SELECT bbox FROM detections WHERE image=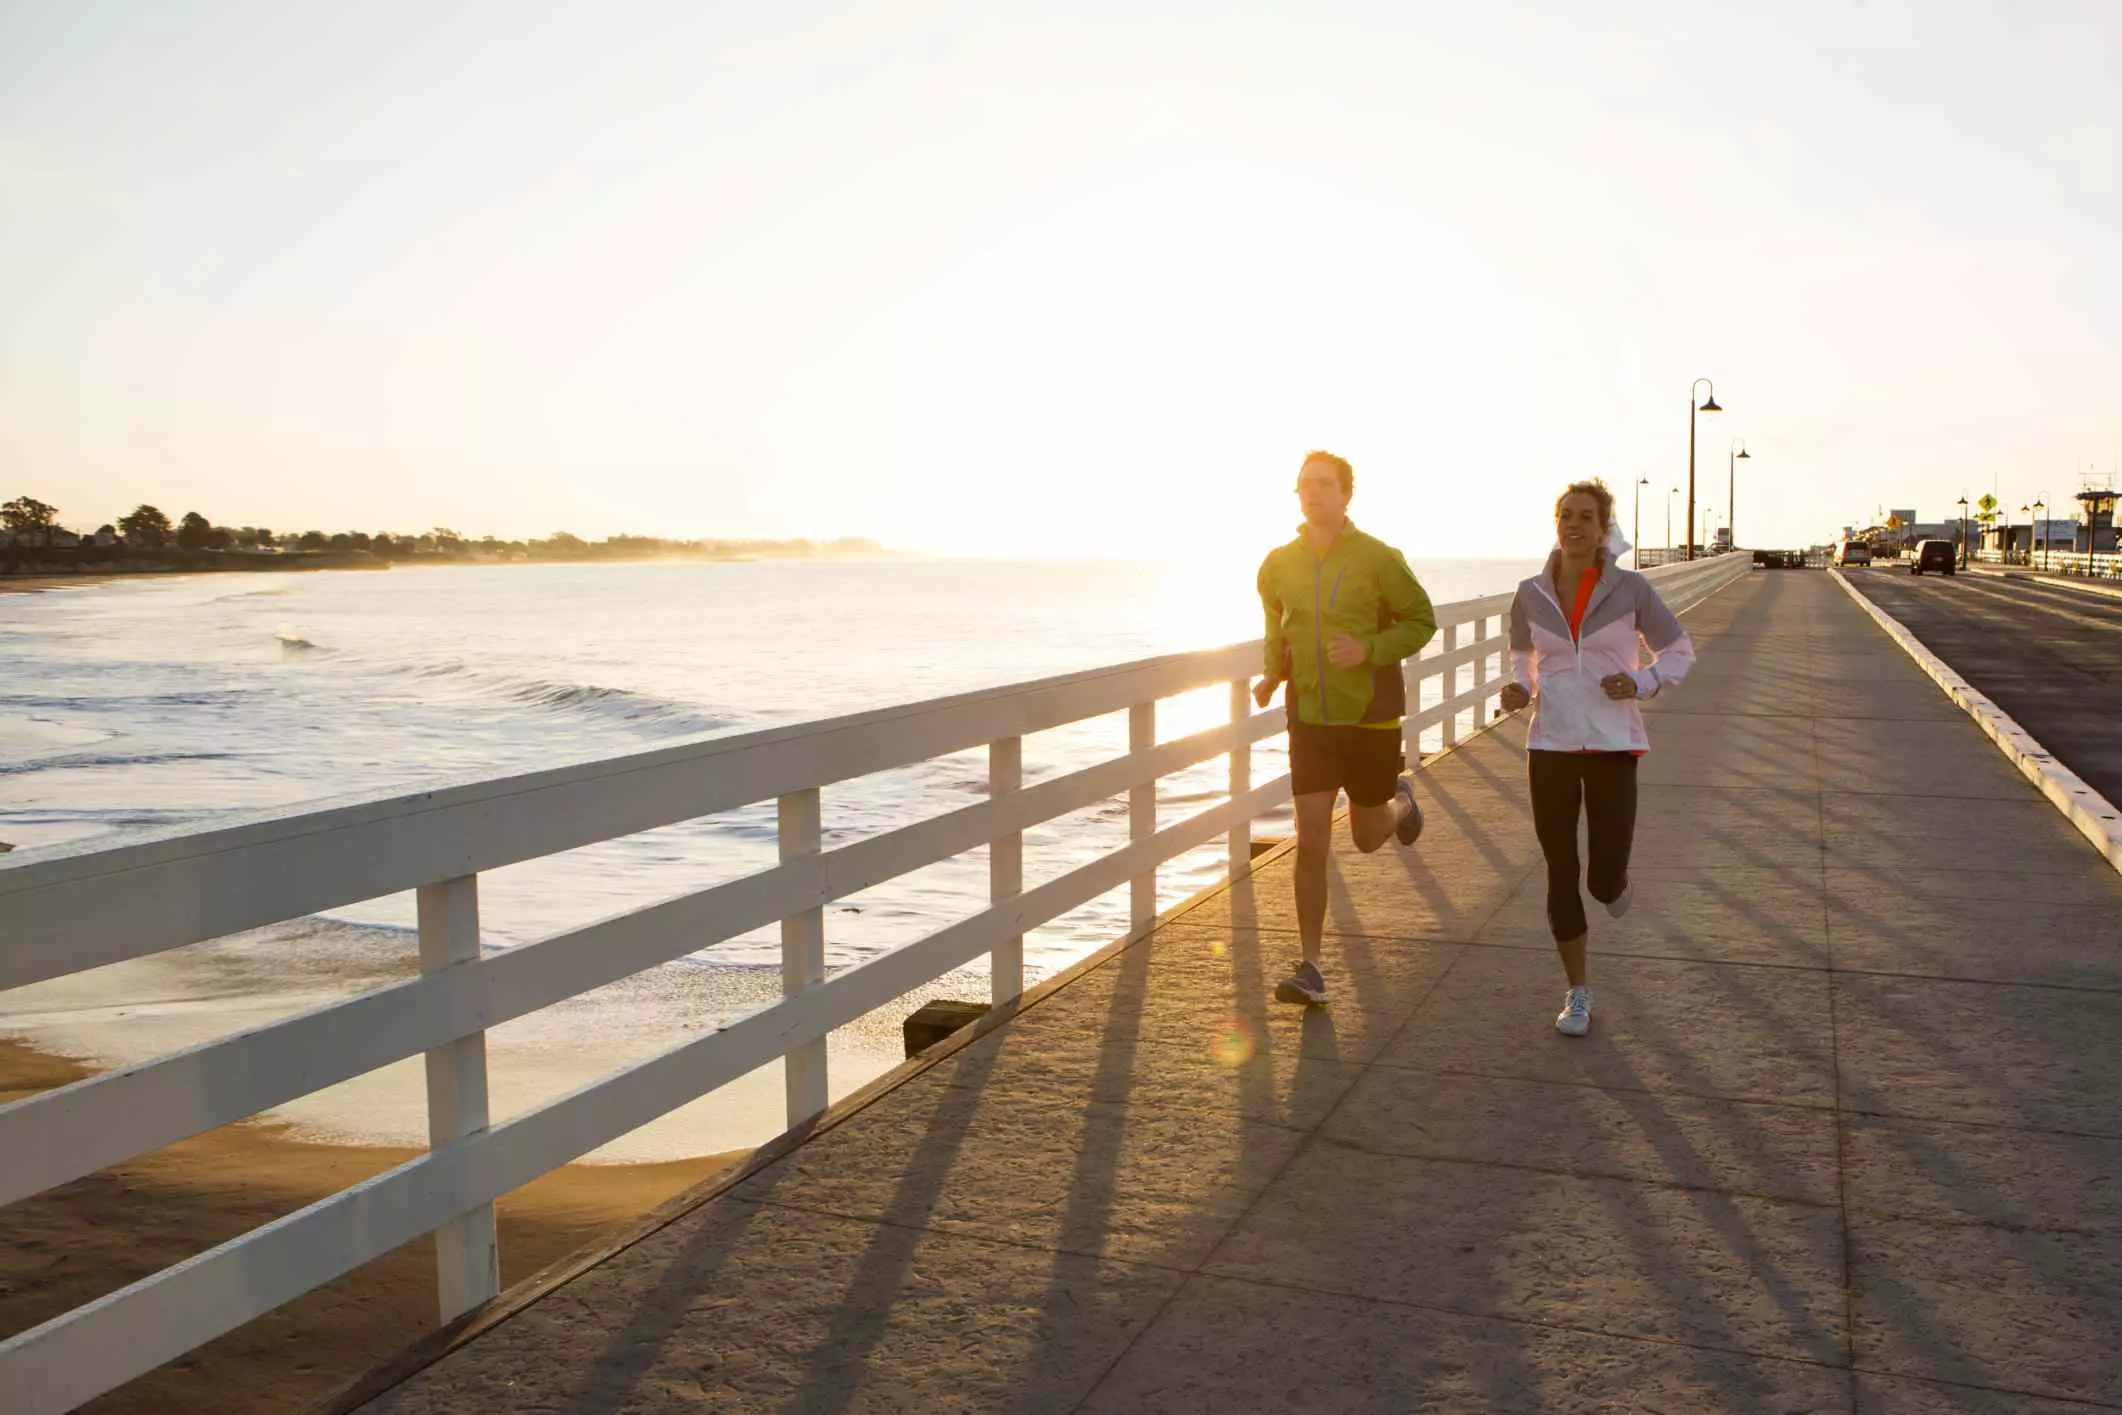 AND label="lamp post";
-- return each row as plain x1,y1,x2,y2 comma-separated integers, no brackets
1956,495,1969,571
1728,439,1749,550
2019,504,2031,565
2035,496,2048,570
1634,477,1650,567
1666,486,1679,558
1687,378,1721,560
